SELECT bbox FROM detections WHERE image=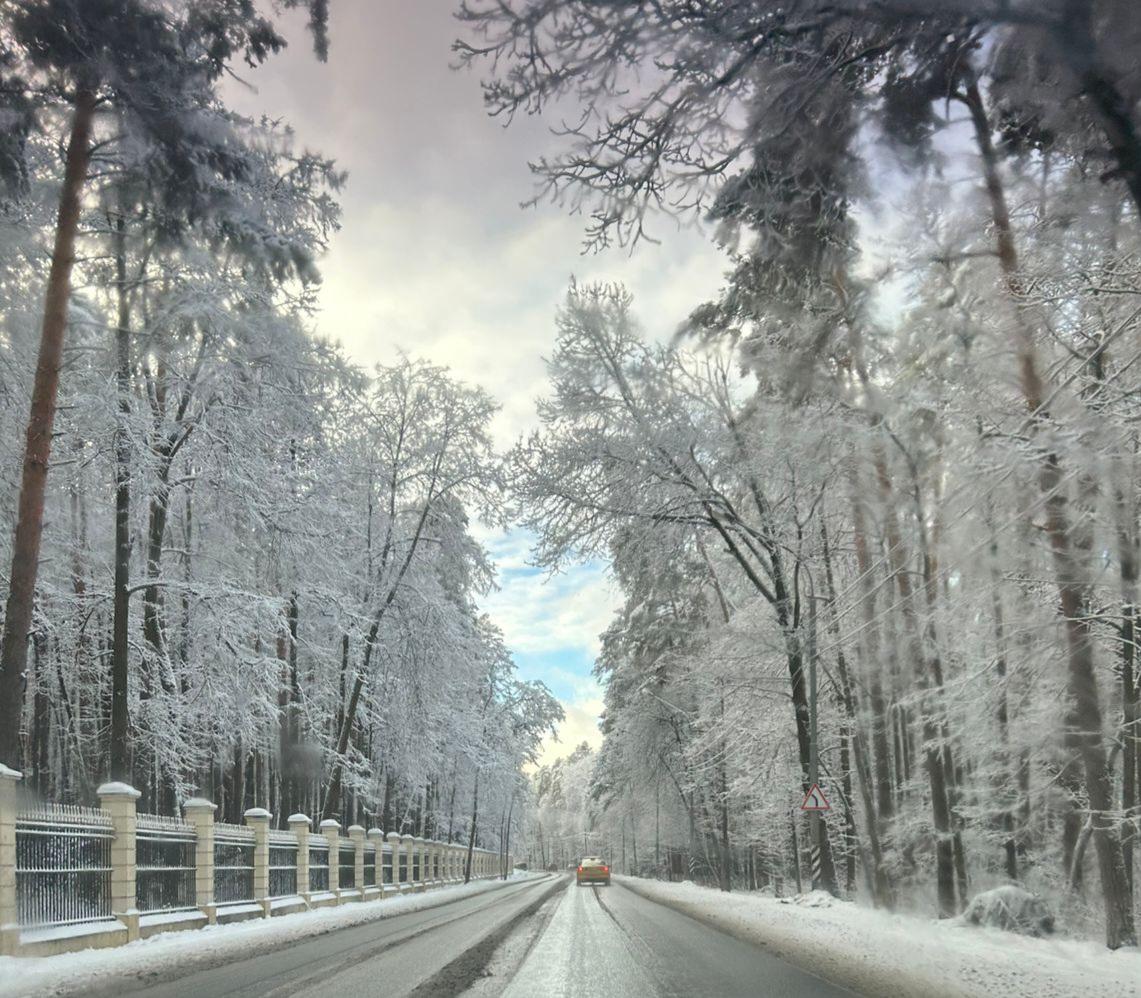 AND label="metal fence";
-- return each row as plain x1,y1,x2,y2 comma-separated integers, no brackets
338,842,356,889
397,846,408,883
136,813,196,912
412,850,421,881
364,843,376,887
268,831,298,898
15,804,114,928
382,844,394,885
213,824,255,904
309,835,329,892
